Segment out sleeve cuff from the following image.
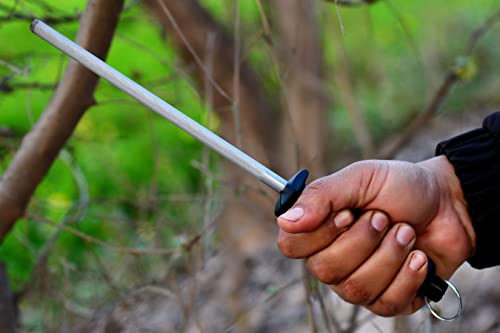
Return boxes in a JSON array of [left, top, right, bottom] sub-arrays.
[[436, 111, 500, 269]]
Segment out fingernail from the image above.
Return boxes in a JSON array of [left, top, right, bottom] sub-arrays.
[[334, 210, 352, 228], [409, 253, 426, 271], [279, 207, 305, 222], [371, 212, 388, 232], [396, 225, 415, 246]]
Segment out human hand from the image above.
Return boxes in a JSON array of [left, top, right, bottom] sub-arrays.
[[276, 156, 476, 316]]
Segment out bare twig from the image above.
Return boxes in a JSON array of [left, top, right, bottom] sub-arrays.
[[233, 0, 242, 147], [17, 150, 89, 300], [0, 1, 67, 16], [255, 0, 271, 36], [26, 213, 178, 256], [153, 0, 233, 103], [382, 0, 428, 103], [303, 265, 318, 333], [331, 28, 374, 157], [481, 318, 500, 333], [89, 247, 126, 300], [201, 31, 218, 261], [315, 285, 335, 333], [0, 59, 27, 75], [0, 11, 80, 24], [378, 7, 500, 159], [325, 0, 381, 7], [129, 285, 176, 298], [335, 0, 346, 36], [115, 32, 174, 69], [223, 278, 299, 332], [271, 0, 329, 176], [344, 305, 361, 333], [0, 80, 57, 93]]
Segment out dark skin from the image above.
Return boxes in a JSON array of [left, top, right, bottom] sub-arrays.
[[276, 156, 475, 316]]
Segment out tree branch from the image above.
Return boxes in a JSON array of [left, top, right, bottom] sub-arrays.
[[378, 7, 500, 159], [0, 79, 57, 93], [0, 0, 125, 240], [0, 12, 80, 24], [324, 0, 381, 7], [144, 0, 280, 171], [26, 213, 178, 256]]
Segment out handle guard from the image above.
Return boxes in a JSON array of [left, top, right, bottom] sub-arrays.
[[274, 169, 309, 217]]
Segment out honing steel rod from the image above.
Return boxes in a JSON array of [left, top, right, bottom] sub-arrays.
[[30, 19, 289, 194]]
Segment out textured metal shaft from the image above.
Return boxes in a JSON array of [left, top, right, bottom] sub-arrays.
[[31, 19, 287, 192]]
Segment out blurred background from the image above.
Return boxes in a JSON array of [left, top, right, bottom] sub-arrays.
[[1, 0, 500, 332]]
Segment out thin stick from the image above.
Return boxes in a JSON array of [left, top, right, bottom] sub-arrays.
[[303, 264, 318, 333], [223, 278, 299, 332], [335, 0, 346, 36], [315, 285, 334, 332], [379, 7, 500, 159], [325, 0, 381, 6], [18, 150, 89, 299], [255, 0, 271, 36], [26, 213, 178, 256], [154, 0, 233, 103], [233, 0, 242, 147]]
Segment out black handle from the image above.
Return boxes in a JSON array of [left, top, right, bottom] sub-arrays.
[[274, 168, 309, 217], [417, 258, 448, 302], [274, 168, 448, 303]]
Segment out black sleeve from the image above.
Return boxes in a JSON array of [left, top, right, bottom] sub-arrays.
[[436, 111, 500, 269]]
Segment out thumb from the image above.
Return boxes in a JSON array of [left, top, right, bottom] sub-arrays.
[[277, 161, 382, 233]]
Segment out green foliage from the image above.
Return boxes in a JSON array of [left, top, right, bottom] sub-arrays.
[[1, 2, 212, 328]]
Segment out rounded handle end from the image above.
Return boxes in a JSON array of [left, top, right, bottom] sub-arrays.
[[417, 258, 448, 302], [30, 19, 41, 33]]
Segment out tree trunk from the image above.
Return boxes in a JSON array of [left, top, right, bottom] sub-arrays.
[[0, 0, 124, 239], [0, 263, 18, 333]]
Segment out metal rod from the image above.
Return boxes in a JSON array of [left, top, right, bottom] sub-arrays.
[[30, 19, 287, 192]]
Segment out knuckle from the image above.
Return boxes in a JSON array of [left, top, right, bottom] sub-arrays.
[[303, 177, 329, 195], [370, 299, 402, 317], [306, 258, 340, 285], [337, 278, 372, 305], [277, 233, 297, 258]]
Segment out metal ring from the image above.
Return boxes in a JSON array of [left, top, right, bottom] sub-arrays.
[[425, 279, 463, 321]]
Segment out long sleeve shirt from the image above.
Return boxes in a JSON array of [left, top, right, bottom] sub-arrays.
[[437, 111, 500, 269]]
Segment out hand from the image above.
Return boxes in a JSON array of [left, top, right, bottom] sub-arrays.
[[276, 156, 476, 316]]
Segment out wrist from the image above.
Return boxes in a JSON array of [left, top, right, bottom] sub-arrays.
[[418, 156, 476, 256]]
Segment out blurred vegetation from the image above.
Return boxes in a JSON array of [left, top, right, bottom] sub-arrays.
[[0, 0, 499, 331]]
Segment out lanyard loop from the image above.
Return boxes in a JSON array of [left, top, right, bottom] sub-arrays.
[[425, 279, 463, 321]]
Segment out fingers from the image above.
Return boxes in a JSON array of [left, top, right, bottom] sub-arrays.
[[329, 224, 416, 305], [279, 206, 428, 317], [277, 161, 388, 234], [305, 211, 390, 284], [278, 210, 355, 258], [367, 250, 428, 316], [276, 177, 335, 234]]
